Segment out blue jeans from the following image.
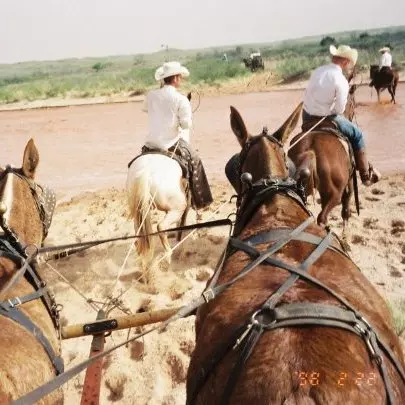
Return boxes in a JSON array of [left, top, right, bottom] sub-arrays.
[[302, 110, 365, 150]]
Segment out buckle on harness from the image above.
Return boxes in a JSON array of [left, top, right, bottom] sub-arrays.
[[202, 289, 215, 303], [7, 296, 22, 309]]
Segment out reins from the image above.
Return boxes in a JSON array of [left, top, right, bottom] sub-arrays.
[[35, 218, 233, 262]]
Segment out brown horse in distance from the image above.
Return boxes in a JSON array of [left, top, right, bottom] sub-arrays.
[[0, 140, 63, 404], [288, 85, 359, 230], [369, 65, 399, 104], [186, 104, 405, 404]]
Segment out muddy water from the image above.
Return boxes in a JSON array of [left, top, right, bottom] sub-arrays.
[[1, 83, 404, 196]]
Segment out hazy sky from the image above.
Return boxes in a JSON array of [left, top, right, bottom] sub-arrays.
[[1, 0, 404, 63]]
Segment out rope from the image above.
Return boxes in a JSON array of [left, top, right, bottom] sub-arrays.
[[44, 262, 100, 312], [103, 141, 181, 309], [191, 90, 201, 113], [287, 101, 336, 152], [287, 116, 328, 152], [114, 199, 232, 303], [153, 198, 230, 269], [0, 253, 34, 300]]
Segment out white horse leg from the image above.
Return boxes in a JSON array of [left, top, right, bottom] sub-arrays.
[[157, 208, 184, 264]]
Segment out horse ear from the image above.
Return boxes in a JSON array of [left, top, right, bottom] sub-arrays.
[[22, 138, 39, 179], [187, 92, 192, 102], [230, 106, 249, 147], [272, 102, 303, 145]]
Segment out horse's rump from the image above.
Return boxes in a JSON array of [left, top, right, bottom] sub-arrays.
[[291, 129, 352, 165]]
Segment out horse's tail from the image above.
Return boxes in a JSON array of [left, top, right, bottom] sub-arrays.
[[127, 166, 154, 263], [295, 150, 317, 203]]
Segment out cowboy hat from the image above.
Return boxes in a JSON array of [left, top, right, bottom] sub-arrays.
[[154, 61, 190, 81], [329, 44, 358, 65], [379, 46, 390, 52]]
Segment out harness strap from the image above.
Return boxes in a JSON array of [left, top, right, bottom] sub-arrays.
[[0, 306, 64, 375], [263, 231, 334, 310], [0, 240, 59, 329], [220, 231, 334, 404], [220, 321, 263, 405], [244, 229, 349, 259], [164, 217, 314, 329], [230, 239, 405, 405], [0, 287, 47, 311]]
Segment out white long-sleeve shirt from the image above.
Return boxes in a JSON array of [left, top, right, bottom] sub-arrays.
[[303, 63, 349, 116], [379, 52, 392, 69], [142, 85, 192, 149]]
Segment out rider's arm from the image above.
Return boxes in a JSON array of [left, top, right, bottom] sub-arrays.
[[379, 54, 384, 69], [178, 95, 192, 130], [332, 77, 349, 115]]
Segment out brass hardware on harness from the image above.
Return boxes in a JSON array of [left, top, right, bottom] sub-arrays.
[[0, 202, 7, 215]]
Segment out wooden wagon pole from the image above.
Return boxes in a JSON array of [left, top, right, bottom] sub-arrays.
[[80, 309, 106, 405], [62, 307, 180, 340]]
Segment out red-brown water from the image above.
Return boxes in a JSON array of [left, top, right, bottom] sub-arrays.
[[1, 83, 404, 195]]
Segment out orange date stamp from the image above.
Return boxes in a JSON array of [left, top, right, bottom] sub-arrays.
[[294, 371, 377, 387]]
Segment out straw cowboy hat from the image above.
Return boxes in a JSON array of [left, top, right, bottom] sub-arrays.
[[154, 61, 190, 81], [329, 44, 358, 65], [379, 46, 390, 52]]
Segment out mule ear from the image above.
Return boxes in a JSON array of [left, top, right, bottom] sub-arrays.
[[230, 106, 249, 147], [187, 92, 192, 102], [22, 138, 39, 179], [272, 102, 303, 145]]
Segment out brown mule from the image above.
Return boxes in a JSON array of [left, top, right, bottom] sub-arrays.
[[186, 104, 405, 404], [369, 65, 399, 104], [0, 139, 63, 404], [288, 85, 360, 229]]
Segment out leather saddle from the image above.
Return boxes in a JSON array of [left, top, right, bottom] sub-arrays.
[[128, 146, 189, 178]]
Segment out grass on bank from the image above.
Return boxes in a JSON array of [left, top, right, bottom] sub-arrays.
[[0, 27, 404, 104]]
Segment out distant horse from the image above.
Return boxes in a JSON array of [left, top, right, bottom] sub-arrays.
[[126, 93, 193, 268], [369, 65, 399, 103], [242, 56, 264, 72], [186, 104, 405, 405], [288, 84, 359, 230], [0, 139, 63, 404]]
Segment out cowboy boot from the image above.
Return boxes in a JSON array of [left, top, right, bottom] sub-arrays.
[[354, 149, 381, 186]]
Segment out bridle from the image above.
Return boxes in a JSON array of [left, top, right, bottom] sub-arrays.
[[188, 132, 405, 405], [233, 128, 308, 236], [0, 167, 63, 375], [0, 165, 56, 244]]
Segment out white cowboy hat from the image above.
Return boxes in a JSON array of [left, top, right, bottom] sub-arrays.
[[329, 44, 358, 65], [379, 47, 390, 52], [154, 61, 190, 81]]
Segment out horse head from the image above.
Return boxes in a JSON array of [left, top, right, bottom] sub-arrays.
[[0, 139, 62, 403], [229, 102, 303, 193], [0, 139, 55, 248]]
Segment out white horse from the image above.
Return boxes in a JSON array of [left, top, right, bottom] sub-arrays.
[[126, 153, 189, 267]]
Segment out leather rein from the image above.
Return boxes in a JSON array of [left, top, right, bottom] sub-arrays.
[[188, 133, 405, 405]]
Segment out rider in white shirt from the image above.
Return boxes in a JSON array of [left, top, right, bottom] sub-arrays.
[[379, 47, 392, 70], [141, 61, 213, 209], [302, 45, 381, 186]]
